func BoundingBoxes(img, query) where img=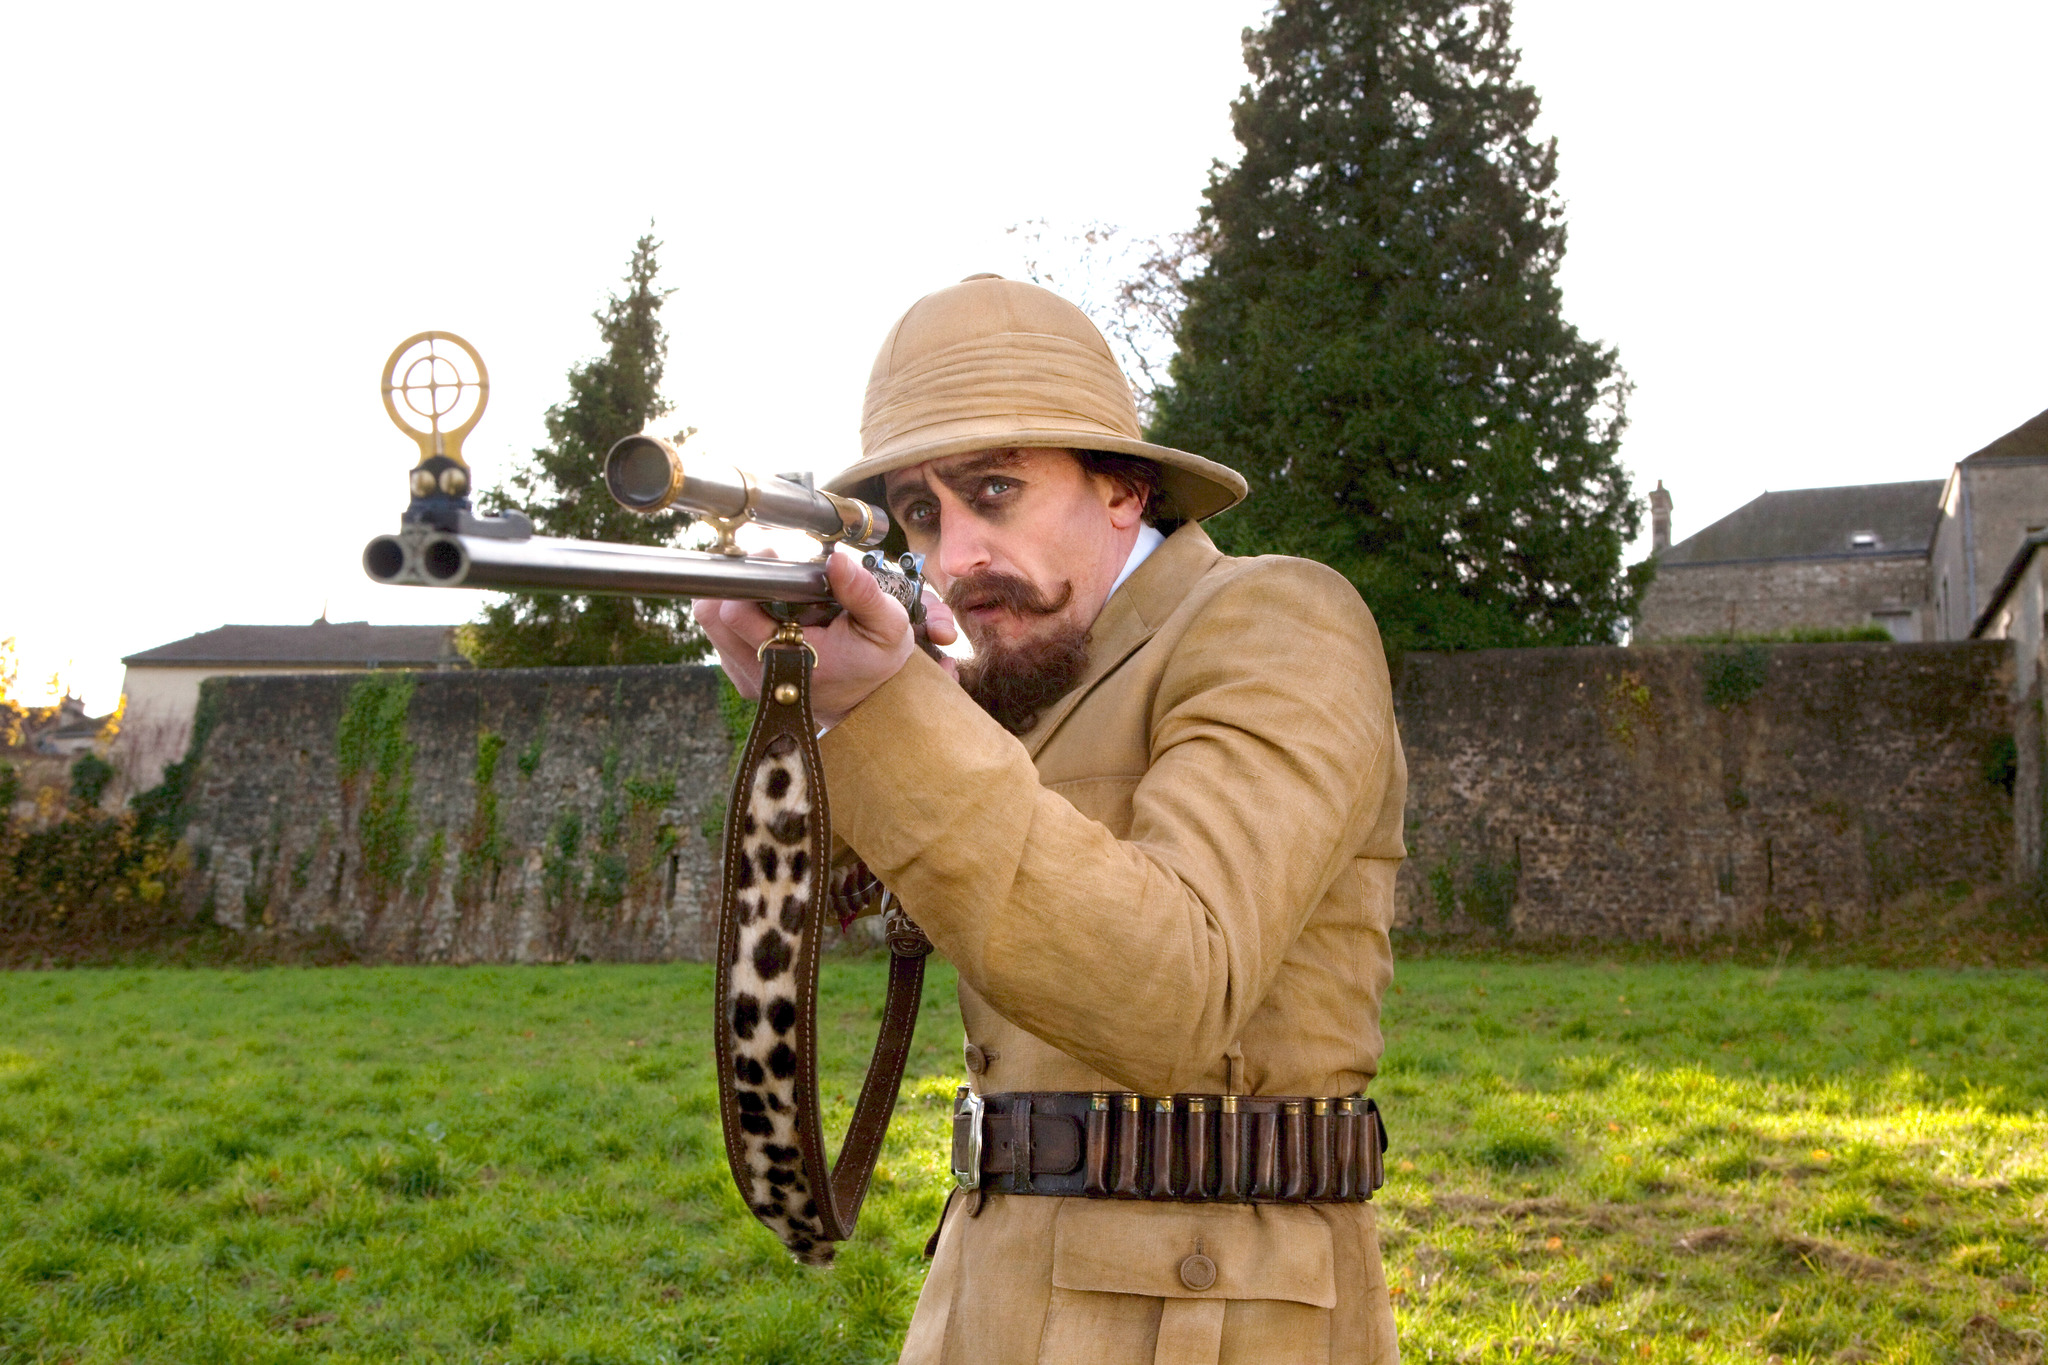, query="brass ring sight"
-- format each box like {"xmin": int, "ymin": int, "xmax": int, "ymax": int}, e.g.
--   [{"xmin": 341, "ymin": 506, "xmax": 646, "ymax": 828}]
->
[{"xmin": 366, "ymin": 330, "xmax": 900, "ymax": 611}]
